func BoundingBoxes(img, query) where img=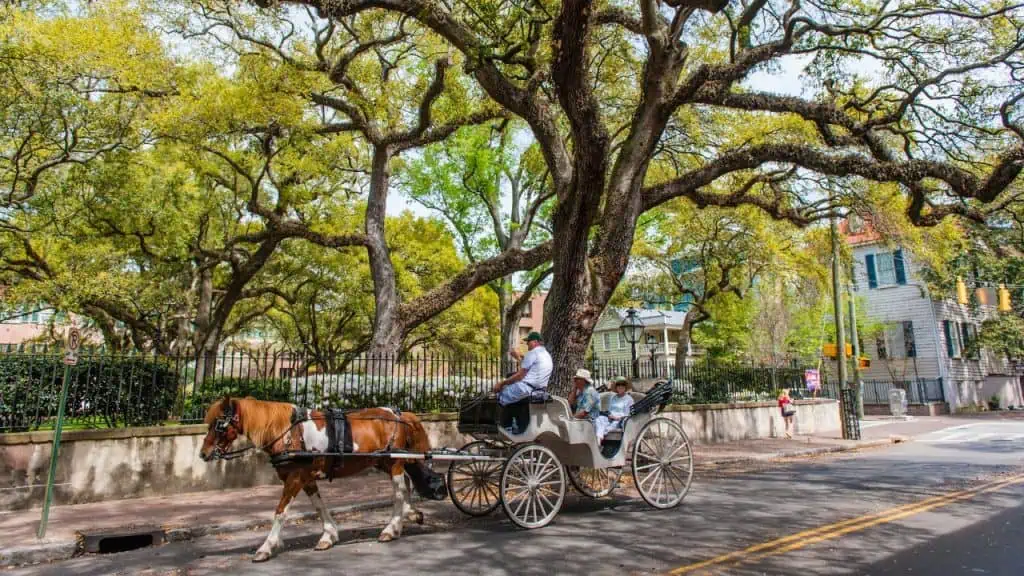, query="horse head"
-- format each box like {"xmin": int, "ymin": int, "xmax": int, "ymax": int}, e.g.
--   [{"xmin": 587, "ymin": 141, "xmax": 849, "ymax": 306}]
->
[{"xmin": 200, "ymin": 396, "xmax": 241, "ymax": 461}]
